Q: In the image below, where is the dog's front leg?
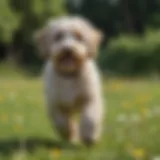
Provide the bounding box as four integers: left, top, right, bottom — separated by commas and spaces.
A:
49, 109, 79, 143
80, 100, 103, 146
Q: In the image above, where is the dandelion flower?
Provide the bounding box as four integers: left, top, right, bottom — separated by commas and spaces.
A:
131, 148, 145, 159
121, 101, 131, 109
136, 94, 151, 105
13, 124, 23, 132
111, 83, 122, 91
50, 148, 61, 158
140, 107, 149, 118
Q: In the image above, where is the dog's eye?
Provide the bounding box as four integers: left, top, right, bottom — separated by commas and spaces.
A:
74, 31, 83, 42
54, 32, 63, 42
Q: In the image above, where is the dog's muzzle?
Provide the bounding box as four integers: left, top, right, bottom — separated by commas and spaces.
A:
58, 48, 76, 66
54, 48, 84, 77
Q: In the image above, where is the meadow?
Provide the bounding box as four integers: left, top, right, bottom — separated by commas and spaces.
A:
0, 66, 160, 160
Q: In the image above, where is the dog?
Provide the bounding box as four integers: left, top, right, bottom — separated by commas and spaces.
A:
35, 16, 104, 146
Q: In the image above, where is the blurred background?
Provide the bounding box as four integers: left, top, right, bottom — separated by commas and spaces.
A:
0, 0, 160, 160
0, 0, 160, 75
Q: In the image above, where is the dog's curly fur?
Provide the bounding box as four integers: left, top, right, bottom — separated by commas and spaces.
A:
35, 16, 104, 146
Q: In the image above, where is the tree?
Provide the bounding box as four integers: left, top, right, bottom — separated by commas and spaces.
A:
0, 0, 66, 67
67, 0, 160, 37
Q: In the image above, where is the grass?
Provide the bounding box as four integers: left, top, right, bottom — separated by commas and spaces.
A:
0, 67, 160, 160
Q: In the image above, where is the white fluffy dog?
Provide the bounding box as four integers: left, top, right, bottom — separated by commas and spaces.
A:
35, 16, 104, 146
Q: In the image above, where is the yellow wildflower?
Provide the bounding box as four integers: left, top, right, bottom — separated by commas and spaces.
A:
131, 148, 145, 159
135, 94, 151, 105
14, 124, 23, 132
111, 82, 122, 91
50, 148, 61, 158
140, 107, 149, 118
125, 143, 145, 159
121, 101, 131, 109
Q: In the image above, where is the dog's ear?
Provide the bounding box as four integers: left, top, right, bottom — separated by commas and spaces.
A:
34, 27, 49, 59
88, 29, 103, 59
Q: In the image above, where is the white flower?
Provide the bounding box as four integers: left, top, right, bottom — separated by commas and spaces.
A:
117, 114, 127, 122
130, 114, 141, 123
152, 106, 160, 116
152, 156, 160, 160
13, 151, 26, 160
14, 115, 24, 125
9, 92, 17, 101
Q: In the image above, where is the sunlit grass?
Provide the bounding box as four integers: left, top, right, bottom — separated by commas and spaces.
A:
0, 71, 160, 160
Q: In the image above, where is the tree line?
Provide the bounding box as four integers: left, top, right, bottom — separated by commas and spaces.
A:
0, 0, 160, 75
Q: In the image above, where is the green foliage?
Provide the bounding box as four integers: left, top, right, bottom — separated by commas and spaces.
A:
68, 0, 160, 37
99, 30, 160, 75
0, 0, 160, 75
0, 0, 66, 43
0, 0, 20, 43
3, 0, 66, 69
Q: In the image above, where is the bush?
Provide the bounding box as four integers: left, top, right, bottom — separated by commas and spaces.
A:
99, 30, 160, 76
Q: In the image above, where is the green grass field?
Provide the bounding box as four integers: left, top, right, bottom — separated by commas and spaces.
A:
0, 68, 160, 160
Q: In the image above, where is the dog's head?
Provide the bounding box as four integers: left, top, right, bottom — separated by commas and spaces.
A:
35, 16, 103, 75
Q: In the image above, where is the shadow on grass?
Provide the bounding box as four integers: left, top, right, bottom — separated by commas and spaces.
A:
0, 137, 78, 155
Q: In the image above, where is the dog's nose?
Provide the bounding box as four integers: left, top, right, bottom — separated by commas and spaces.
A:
63, 47, 74, 56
